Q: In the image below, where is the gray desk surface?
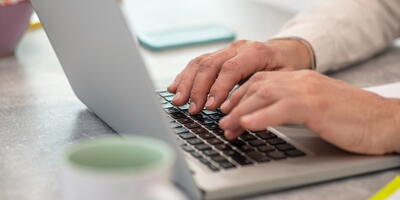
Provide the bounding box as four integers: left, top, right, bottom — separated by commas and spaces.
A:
1, 0, 400, 199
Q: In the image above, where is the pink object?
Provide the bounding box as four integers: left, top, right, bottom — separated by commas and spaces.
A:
0, 1, 33, 57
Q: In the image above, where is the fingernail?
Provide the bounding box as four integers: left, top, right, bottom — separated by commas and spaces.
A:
172, 92, 181, 102
189, 102, 197, 113
205, 96, 214, 107
219, 116, 230, 128
224, 130, 232, 139
168, 79, 177, 88
220, 99, 230, 110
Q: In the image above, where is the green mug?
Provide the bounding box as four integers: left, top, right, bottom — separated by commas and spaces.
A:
61, 136, 184, 200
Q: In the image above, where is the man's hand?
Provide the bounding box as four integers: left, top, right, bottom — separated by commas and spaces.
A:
219, 70, 400, 155
167, 39, 311, 114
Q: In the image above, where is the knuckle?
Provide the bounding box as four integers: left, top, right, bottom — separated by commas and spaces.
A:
256, 85, 273, 99
197, 58, 216, 73
190, 86, 202, 98
211, 84, 228, 94
248, 82, 261, 93
250, 41, 268, 52
222, 60, 240, 72
189, 53, 211, 66
251, 71, 266, 81
297, 70, 318, 80
231, 40, 246, 47
190, 56, 203, 66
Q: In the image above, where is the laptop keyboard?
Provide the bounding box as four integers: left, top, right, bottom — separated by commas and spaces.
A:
158, 90, 306, 172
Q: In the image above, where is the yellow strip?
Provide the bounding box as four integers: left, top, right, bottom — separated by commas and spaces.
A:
28, 22, 42, 31
369, 176, 400, 200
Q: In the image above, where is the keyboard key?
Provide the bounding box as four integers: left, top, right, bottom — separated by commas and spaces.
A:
184, 123, 200, 129
179, 132, 196, 140
239, 132, 257, 141
208, 114, 222, 120
198, 118, 215, 125
230, 152, 253, 165
177, 118, 193, 124
248, 140, 265, 147
219, 162, 236, 169
268, 151, 287, 160
258, 145, 275, 152
238, 145, 255, 152
255, 131, 277, 140
229, 140, 246, 148
207, 138, 223, 145
195, 144, 211, 151
170, 112, 185, 119
176, 139, 185, 146
176, 118, 193, 124
205, 123, 219, 130
165, 96, 175, 101
191, 151, 202, 158
169, 122, 181, 128
181, 144, 194, 152
191, 127, 207, 134
208, 164, 220, 172
267, 138, 286, 145
159, 91, 174, 97
179, 104, 190, 111
162, 103, 174, 109
215, 144, 230, 150
202, 110, 218, 115
160, 99, 168, 104
247, 151, 270, 163
212, 128, 224, 136
223, 149, 237, 156
187, 138, 203, 145
285, 149, 306, 157
198, 133, 215, 139
204, 150, 219, 156
211, 155, 228, 163
199, 157, 211, 165
276, 143, 296, 151
191, 114, 206, 120
173, 127, 189, 134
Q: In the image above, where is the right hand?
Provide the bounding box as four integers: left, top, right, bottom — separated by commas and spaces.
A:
167, 39, 312, 114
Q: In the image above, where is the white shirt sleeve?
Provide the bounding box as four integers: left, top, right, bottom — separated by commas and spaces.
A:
274, 0, 400, 73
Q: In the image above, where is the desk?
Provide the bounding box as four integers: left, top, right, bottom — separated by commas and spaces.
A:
1, 0, 400, 199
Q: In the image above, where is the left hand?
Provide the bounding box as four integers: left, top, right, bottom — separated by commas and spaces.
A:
219, 70, 400, 155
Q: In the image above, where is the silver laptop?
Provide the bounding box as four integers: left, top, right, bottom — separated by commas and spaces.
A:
31, 0, 400, 199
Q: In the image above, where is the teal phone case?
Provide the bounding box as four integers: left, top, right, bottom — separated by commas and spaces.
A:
137, 24, 236, 51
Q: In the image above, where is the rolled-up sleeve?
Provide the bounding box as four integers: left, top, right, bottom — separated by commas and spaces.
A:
274, 0, 400, 73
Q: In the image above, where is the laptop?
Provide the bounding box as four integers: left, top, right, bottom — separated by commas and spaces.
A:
31, 0, 400, 199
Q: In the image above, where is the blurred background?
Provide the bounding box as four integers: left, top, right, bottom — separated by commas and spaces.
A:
24, 0, 322, 87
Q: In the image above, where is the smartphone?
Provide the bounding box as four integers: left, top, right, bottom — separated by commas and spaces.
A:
137, 24, 236, 51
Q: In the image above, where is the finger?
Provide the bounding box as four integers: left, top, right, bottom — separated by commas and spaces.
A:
240, 100, 305, 130
224, 128, 245, 140
206, 51, 265, 110
220, 74, 258, 113
167, 73, 182, 93
219, 88, 277, 132
221, 72, 269, 113
171, 54, 210, 106
189, 50, 236, 114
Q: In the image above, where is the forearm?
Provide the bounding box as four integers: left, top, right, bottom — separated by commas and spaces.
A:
384, 98, 400, 154
274, 0, 400, 73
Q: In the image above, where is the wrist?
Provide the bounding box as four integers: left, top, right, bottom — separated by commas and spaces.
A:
382, 98, 400, 154
265, 39, 312, 70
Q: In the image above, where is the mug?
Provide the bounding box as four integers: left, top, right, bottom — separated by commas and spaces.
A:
61, 136, 186, 200
0, 0, 33, 57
